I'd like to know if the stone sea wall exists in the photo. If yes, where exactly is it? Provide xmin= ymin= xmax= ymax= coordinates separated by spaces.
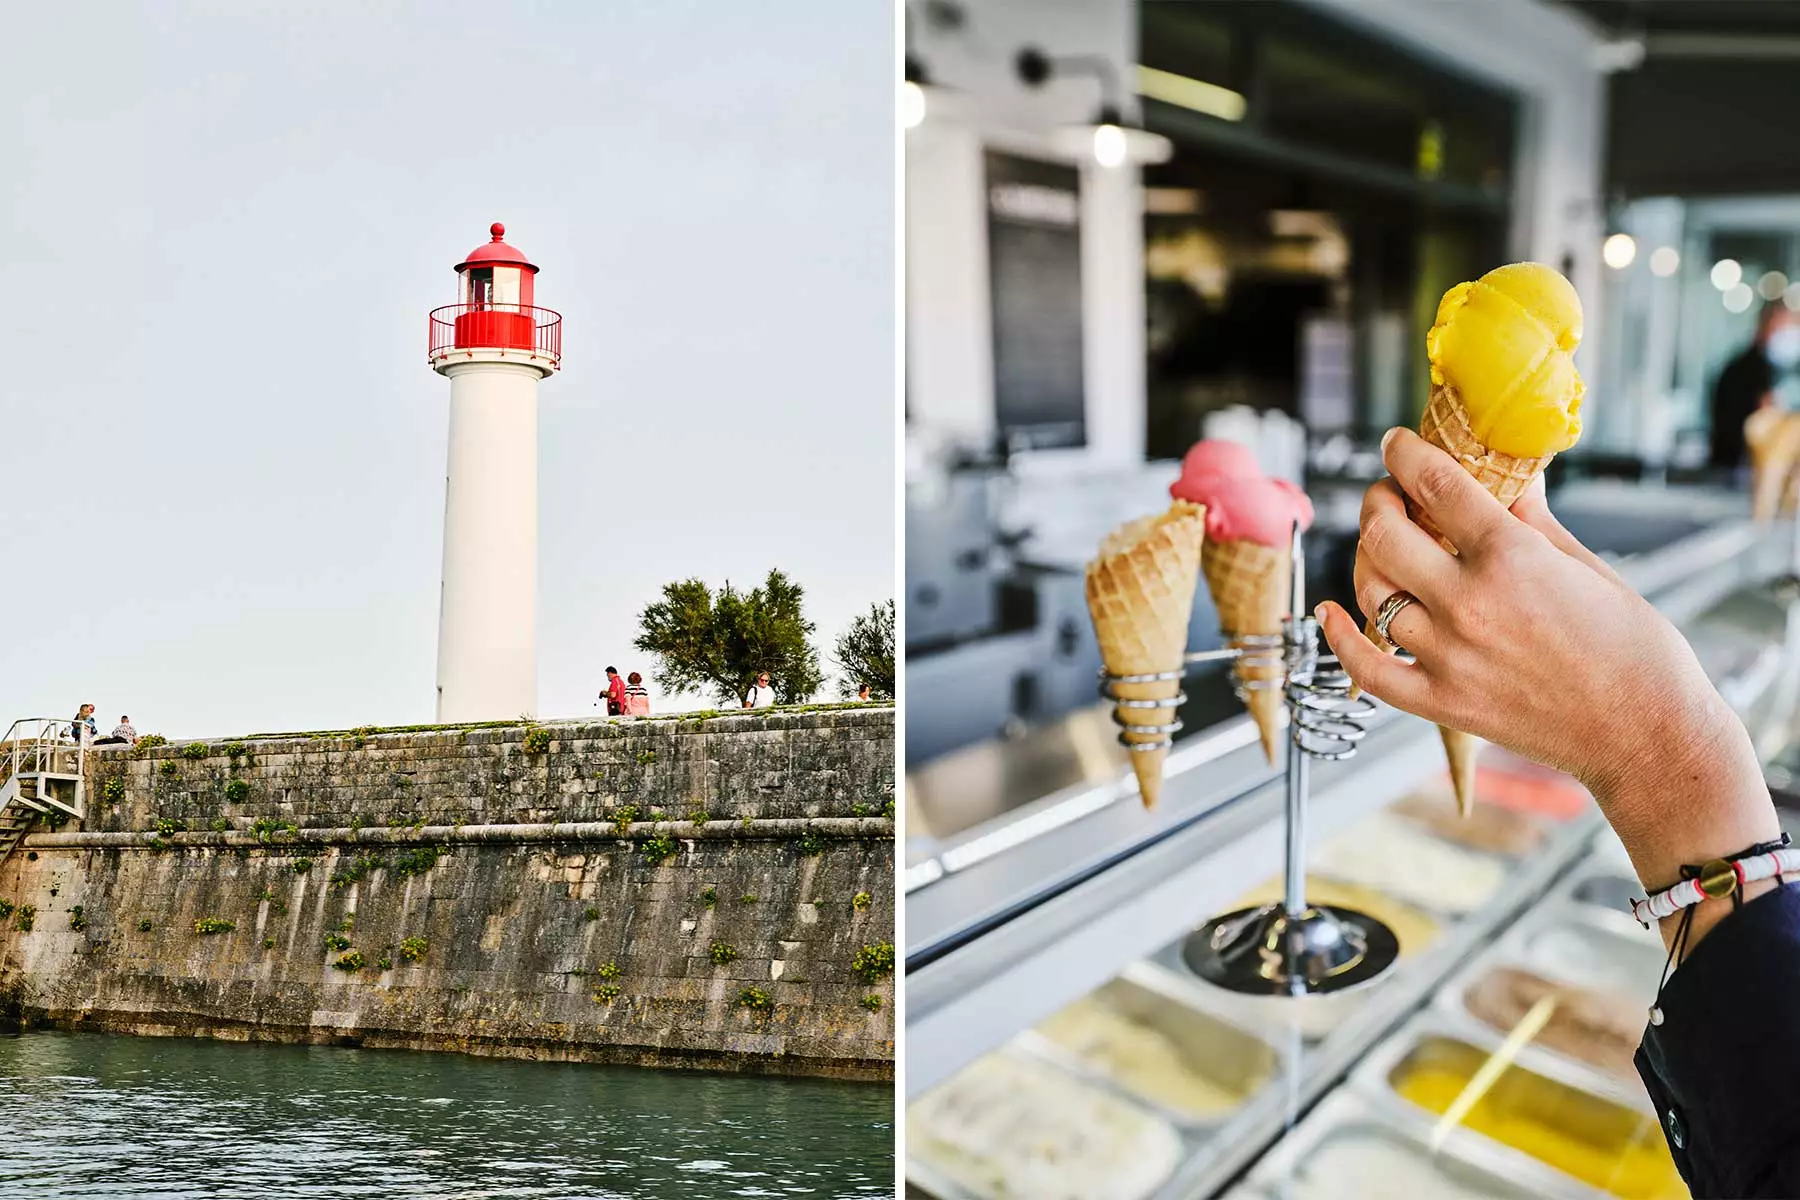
xmin=0 ymin=707 xmax=895 ymax=1079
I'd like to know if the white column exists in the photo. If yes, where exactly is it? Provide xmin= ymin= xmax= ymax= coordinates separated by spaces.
xmin=436 ymin=361 xmax=539 ymax=721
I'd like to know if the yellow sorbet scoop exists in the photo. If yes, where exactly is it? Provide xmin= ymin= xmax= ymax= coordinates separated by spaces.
xmin=1426 ymin=262 xmax=1585 ymax=458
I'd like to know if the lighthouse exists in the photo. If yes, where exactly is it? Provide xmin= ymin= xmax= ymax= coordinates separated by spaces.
xmin=427 ymin=223 xmax=561 ymax=721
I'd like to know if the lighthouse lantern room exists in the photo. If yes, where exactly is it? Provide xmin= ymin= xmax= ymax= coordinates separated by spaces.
xmin=427 ymin=223 xmax=562 ymax=721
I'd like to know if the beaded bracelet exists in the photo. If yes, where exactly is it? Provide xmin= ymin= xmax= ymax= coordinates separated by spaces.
xmin=1631 ymin=836 xmax=1797 ymax=926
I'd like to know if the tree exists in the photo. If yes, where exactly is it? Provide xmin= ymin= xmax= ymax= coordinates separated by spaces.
xmin=633 ymin=569 xmax=824 ymax=707
xmin=832 ymin=600 xmax=894 ymax=699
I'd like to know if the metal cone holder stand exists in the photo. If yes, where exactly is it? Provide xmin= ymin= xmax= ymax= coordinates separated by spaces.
xmin=1100 ymin=522 xmax=1400 ymax=996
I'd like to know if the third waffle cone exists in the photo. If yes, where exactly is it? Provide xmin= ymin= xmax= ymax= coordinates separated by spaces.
xmin=1087 ymin=501 xmax=1207 ymax=807
xmin=1363 ymin=382 xmax=1554 ymax=816
xmin=1201 ymin=537 xmax=1286 ymax=763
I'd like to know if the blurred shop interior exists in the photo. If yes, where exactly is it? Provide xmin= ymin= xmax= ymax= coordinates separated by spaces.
xmin=905 ymin=1 xmax=1800 ymax=1198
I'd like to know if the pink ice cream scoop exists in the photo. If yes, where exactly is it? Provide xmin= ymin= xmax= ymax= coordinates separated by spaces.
xmin=1170 ymin=440 xmax=1314 ymax=547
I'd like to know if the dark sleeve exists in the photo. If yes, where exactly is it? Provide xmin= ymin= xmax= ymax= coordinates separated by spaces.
xmin=1636 ymin=882 xmax=1800 ymax=1198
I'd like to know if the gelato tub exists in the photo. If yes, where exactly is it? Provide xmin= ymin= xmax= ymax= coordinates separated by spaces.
xmin=1522 ymin=917 xmax=1665 ymax=1005
xmin=1031 ymin=977 xmax=1278 ymax=1122
xmin=1263 ymin=1122 xmax=1540 ymax=1200
xmin=1312 ymin=811 xmax=1508 ymax=915
xmin=907 ymin=1051 xmax=1182 ymax=1200
xmin=1386 ymin=1035 xmax=1683 ymax=1199
xmin=1461 ymin=965 xmax=1646 ymax=1081
xmin=1390 ymin=790 xmax=1546 ymax=858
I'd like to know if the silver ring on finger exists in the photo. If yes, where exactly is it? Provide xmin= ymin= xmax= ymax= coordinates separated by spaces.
xmin=1372 ymin=590 xmax=1421 ymax=650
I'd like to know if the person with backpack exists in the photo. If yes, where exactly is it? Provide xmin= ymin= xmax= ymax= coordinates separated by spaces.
xmin=600 ymin=667 xmax=627 ymax=716
xmin=624 ymin=672 xmax=651 ymax=716
xmin=743 ymin=672 xmax=776 ymax=709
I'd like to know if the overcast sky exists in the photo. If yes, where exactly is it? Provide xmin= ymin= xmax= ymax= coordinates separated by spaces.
xmin=0 ymin=2 xmax=893 ymax=736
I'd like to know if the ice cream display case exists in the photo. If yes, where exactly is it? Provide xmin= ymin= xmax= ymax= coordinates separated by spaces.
xmin=905 ymin=510 xmax=1796 ymax=1200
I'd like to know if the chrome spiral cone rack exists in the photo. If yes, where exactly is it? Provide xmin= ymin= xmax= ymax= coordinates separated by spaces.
xmin=1100 ymin=521 xmax=1398 ymax=997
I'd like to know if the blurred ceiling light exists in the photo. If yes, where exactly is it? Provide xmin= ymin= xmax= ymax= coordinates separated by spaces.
xmin=1759 ymin=271 xmax=1790 ymax=301
xmin=1786 ymin=282 xmax=1800 ymax=311
xmin=1092 ymin=123 xmax=1127 ymax=167
xmin=1602 ymin=233 xmax=1637 ymax=270
xmin=1018 ymin=48 xmax=1173 ymax=167
xmin=1649 ymin=246 xmax=1680 ymax=277
xmin=1724 ymin=282 xmax=1755 ymax=313
xmin=1136 ymin=65 xmax=1247 ymax=123
xmin=1711 ymin=258 xmax=1744 ymax=291
xmin=902 ymin=55 xmax=931 ymax=130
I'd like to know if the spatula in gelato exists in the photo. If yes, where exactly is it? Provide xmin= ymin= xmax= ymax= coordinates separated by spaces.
xmin=1365 ymin=262 xmax=1586 ymax=816
xmin=1172 ymin=440 xmax=1314 ymax=763
xmin=1086 ymin=502 xmax=1207 ymax=807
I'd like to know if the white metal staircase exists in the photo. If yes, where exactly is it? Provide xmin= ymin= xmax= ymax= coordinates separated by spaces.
xmin=0 ymin=718 xmax=85 ymax=866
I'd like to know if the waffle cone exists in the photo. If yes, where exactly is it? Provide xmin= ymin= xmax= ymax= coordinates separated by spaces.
xmin=1361 ymin=382 xmax=1547 ymax=815
xmin=1201 ymin=538 xmax=1287 ymax=763
xmin=1087 ymin=501 xmax=1207 ymax=807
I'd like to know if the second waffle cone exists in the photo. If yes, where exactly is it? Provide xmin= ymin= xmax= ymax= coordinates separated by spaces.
xmin=1201 ymin=538 xmax=1287 ymax=764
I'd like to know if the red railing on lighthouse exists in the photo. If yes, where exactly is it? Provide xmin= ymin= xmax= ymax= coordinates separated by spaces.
xmin=428 ymin=303 xmax=562 ymax=368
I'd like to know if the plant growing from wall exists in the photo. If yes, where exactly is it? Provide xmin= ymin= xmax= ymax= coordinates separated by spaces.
xmin=324 ymin=933 xmax=352 ymax=952
xmin=134 ymin=734 xmax=168 ymax=753
xmin=611 ymin=805 xmax=639 ymax=836
xmin=349 ymin=726 xmax=377 ymax=749
xmin=851 ymin=891 xmax=871 ymax=911
xmin=193 ymin=917 xmax=235 ymax=934
xmin=739 ymin=894 xmax=758 ymax=905
xmin=225 ymin=741 xmax=248 ymax=763
xmin=101 ymin=777 xmax=127 ymax=804
xmin=593 ymin=985 xmax=621 ymax=1002
xmin=860 ymin=994 xmax=883 ymax=1012
xmin=180 ymin=742 xmax=209 ymax=761
xmin=737 ymin=986 xmax=773 ymax=1011
xmin=224 ymin=779 xmax=250 ymax=803
xmin=399 ymin=936 xmax=428 ymax=963
xmin=522 ymin=726 xmax=553 ymax=754
xmin=154 ymin=817 xmax=184 ymax=837
xmin=329 ymin=854 xmax=388 ymax=891
xmin=253 ymin=817 xmax=298 ymax=844
xmin=709 ymin=941 xmax=737 ymax=965
xmin=596 ymin=960 xmax=621 ymax=981
xmin=883 ymin=798 xmax=895 ymax=821
xmin=16 ymin=905 xmax=35 ymax=932
xmin=68 ymin=906 xmax=85 ymax=931
xmin=850 ymin=942 xmax=894 ymax=984
xmin=293 ymin=857 xmax=313 ymax=875
xmin=393 ymin=845 xmax=442 ymax=878
xmin=636 ymin=749 xmax=656 ymax=766
xmin=796 ymin=831 xmax=827 ymax=857
xmin=687 ymin=809 xmax=710 ymax=826
xmin=583 ymin=906 xmax=600 ymax=921
xmin=698 ymin=887 xmax=717 ymax=909
xmin=158 ymin=762 xmax=179 ymax=778
xmin=850 ymin=803 xmax=868 ymax=817
xmin=263 ymin=937 xmax=276 ymax=949
xmin=333 ymin=950 xmax=365 ymax=972
xmin=210 ymin=817 xmax=231 ymax=833
xmin=641 ymin=835 xmax=677 ymax=867
xmin=0 ymin=900 xmax=13 ymax=920
xmin=375 ymin=953 xmax=392 ymax=971
xmin=137 ymin=918 xmax=152 ymax=932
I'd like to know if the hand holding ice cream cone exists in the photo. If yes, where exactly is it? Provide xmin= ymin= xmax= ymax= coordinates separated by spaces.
xmin=1360 ymin=262 xmax=1586 ymax=815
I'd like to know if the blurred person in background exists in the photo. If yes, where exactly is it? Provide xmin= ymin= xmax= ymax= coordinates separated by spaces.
xmin=1709 ymin=304 xmax=1800 ymax=482
xmin=624 ymin=671 xmax=650 ymax=716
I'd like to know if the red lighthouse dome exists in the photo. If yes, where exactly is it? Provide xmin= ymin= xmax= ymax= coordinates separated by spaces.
xmin=428 ymin=221 xmax=561 ymax=373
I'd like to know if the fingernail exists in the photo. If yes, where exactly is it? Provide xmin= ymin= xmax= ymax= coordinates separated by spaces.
xmin=1313 ymin=603 xmax=1327 ymax=623
xmin=1380 ymin=428 xmax=1398 ymax=452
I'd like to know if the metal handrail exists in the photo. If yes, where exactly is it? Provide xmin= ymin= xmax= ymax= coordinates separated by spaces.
xmin=0 ymin=716 xmax=85 ymax=794
xmin=427 ymin=302 xmax=562 ymax=366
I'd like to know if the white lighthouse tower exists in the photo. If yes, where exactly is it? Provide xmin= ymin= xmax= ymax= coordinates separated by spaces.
xmin=427 ymin=222 xmax=561 ymax=721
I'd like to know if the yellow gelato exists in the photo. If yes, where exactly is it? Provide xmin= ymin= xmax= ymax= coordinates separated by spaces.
xmin=1426 ymin=262 xmax=1585 ymax=458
